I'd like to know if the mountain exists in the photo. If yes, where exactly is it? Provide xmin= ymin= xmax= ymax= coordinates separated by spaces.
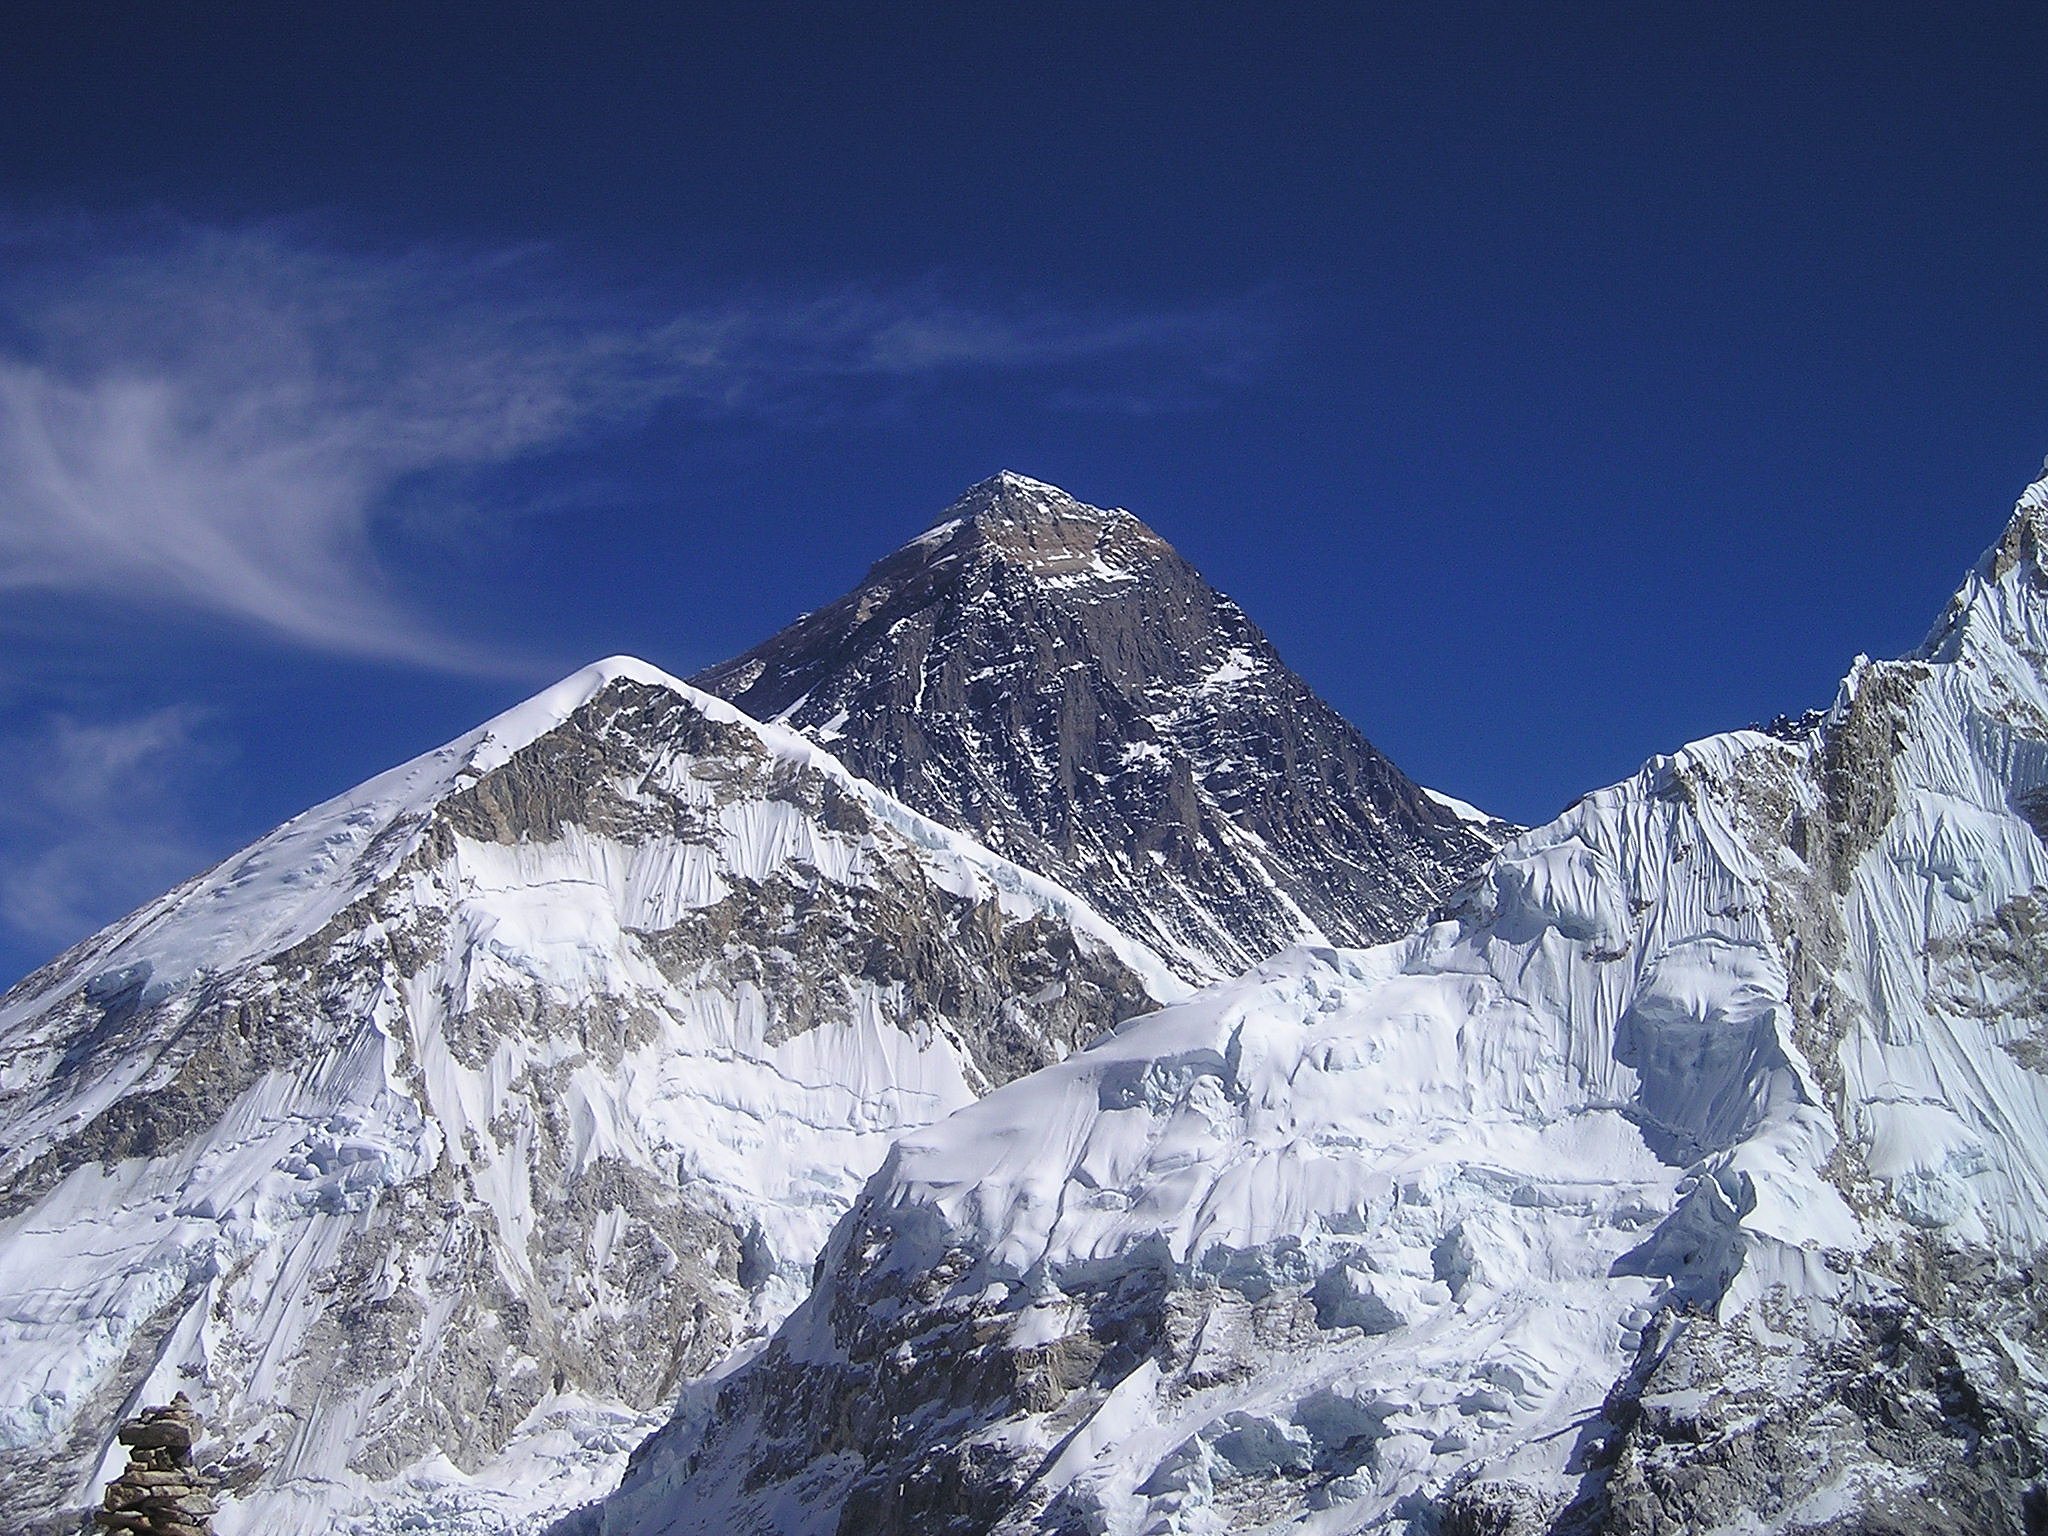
xmin=600 ymin=476 xmax=2048 ymax=1536
xmin=693 ymin=472 xmax=1509 ymax=983
xmin=0 ymin=659 xmax=1180 ymax=1536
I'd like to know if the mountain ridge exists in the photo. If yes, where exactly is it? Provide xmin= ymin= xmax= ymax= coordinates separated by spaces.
xmin=600 ymin=471 xmax=2048 ymax=1536
xmin=0 ymin=658 xmax=1180 ymax=1536
xmin=694 ymin=472 xmax=1509 ymax=982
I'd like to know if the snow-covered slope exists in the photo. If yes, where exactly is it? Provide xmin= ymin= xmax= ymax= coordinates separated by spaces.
xmin=0 ymin=659 xmax=1180 ymax=1536
xmin=695 ymin=472 xmax=1510 ymax=982
xmin=603 ymin=480 xmax=2048 ymax=1536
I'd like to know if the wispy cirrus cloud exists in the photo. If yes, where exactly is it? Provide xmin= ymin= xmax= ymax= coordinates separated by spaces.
xmin=0 ymin=705 xmax=224 ymax=958
xmin=0 ymin=217 xmax=1267 ymax=670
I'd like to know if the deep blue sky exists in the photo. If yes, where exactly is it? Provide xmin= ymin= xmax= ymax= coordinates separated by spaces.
xmin=2 ymin=3 xmax=2046 ymax=986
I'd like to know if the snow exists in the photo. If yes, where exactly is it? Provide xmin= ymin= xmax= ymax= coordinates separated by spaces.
xmin=902 ymin=515 xmax=965 ymax=551
xmin=0 ymin=655 xmax=1185 ymax=1536
xmin=1421 ymin=784 xmax=1507 ymax=834
xmin=612 ymin=469 xmax=2048 ymax=1535
xmin=1199 ymin=645 xmax=1262 ymax=690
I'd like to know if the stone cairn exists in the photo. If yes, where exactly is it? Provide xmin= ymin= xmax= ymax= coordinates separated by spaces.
xmin=93 ymin=1394 xmax=218 ymax=1536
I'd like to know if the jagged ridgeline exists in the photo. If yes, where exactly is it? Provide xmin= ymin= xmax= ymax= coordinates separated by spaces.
xmin=597 ymin=479 xmax=2048 ymax=1535
xmin=695 ymin=472 xmax=1511 ymax=982
xmin=0 ymin=662 xmax=1180 ymax=1536
xmin=0 ymin=471 xmax=1497 ymax=1536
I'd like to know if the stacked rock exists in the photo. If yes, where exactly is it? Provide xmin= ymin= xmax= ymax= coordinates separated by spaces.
xmin=93 ymin=1394 xmax=218 ymax=1536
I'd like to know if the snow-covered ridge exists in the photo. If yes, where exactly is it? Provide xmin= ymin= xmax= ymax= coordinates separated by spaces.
xmin=1 ymin=656 xmax=1179 ymax=1033
xmin=605 ymin=470 xmax=2048 ymax=1536
xmin=0 ymin=657 xmax=1183 ymax=1536
xmin=1420 ymin=784 xmax=1513 ymax=845
xmin=0 ymin=656 xmax=666 ymax=1033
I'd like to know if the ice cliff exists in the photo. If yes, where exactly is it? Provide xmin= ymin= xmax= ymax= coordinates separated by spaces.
xmin=603 ymin=482 xmax=2048 ymax=1535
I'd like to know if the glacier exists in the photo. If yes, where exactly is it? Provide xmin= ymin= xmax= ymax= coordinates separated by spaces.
xmin=600 ymin=481 xmax=2048 ymax=1534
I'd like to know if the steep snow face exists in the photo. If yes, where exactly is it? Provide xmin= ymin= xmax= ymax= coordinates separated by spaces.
xmin=0 ymin=660 xmax=1179 ymax=1536
xmin=608 ymin=480 xmax=2048 ymax=1536
xmin=694 ymin=472 xmax=1510 ymax=982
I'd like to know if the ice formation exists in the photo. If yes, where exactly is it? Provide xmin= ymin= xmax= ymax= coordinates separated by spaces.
xmin=602 ymin=481 xmax=2048 ymax=1534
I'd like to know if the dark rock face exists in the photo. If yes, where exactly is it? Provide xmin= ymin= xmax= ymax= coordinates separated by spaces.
xmin=694 ymin=472 xmax=1508 ymax=981
xmin=1548 ymin=1241 xmax=2048 ymax=1536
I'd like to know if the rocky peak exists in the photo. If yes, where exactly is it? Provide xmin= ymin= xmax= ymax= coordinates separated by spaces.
xmin=932 ymin=468 xmax=1115 ymax=536
xmin=878 ymin=470 xmax=1157 ymax=587
xmin=695 ymin=474 xmax=1505 ymax=981
xmin=1913 ymin=461 xmax=2048 ymax=669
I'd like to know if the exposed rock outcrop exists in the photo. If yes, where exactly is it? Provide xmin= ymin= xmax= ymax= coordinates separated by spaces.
xmin=696 ymin=472 xmax=1509 ymax=981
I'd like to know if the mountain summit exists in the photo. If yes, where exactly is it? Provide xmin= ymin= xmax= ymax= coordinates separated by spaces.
xmin=0 ymin=659 xmax=1177 ymax=1535
xmin=605 ymin=471 xmax=2048 ymax=1536
xmin=695 ymin=473 xmax=1506 ymax=980
xmin=899 ymin=469 xmax=1149 ymax=573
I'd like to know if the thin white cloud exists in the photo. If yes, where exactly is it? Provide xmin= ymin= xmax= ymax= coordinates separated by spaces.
xmin=0 ymin=706 xmax=222 ymax=957
xmin=0 ymin=219 xmax=1265 ymax=670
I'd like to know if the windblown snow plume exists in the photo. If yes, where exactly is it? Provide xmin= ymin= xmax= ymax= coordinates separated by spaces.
xmin=601 ymin=479 xmax=2048 ymax=1535
xmin=0 ymin=660 xmax=1178 ymax=1536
